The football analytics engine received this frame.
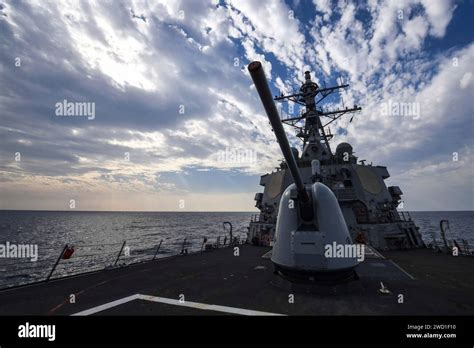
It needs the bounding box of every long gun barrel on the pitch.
[248,61,309,203]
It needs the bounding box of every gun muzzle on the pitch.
[248,61,309,203]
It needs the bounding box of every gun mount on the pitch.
[248,61,359,282]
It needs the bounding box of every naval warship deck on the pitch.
[0,244,472,316]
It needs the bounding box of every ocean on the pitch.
[0,210,472,289]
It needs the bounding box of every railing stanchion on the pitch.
[180,238,187,255]
[223,221,233,247]
[153,239,163,261]
[114,241,126,266]
[46,244,68,281]
[201,237,208,252]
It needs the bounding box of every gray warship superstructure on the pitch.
[248,70,423,250]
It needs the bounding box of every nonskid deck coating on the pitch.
[0,245,472,315]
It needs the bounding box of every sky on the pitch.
[0,0,473,212]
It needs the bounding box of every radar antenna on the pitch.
[274,71,362,161]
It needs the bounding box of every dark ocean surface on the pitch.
[0,210,472,288]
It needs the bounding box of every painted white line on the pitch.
[136,294,284,316]
[366,246,385,259]
[389,260,416,280]
[71,294,285,316]
[72,294,141,316]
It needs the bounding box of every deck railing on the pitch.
[0,230,247,290]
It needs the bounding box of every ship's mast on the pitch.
[275,71,361,162]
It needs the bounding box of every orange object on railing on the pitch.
[62,246,75,259]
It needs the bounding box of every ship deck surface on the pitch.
[0,245,472,316]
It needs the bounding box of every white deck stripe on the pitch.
[72,294,285,316]
[366,246,385,259]
[389,260,416,280]
[136,294,284,316]
[72,294,140,316]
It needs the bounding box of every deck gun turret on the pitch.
[248,61,359,282]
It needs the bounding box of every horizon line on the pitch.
[0,209,473,213]
[0,209,259,213]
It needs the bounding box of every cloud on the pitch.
[420,0,456,38]
[228,0,308,76]
[0,0,472,211]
